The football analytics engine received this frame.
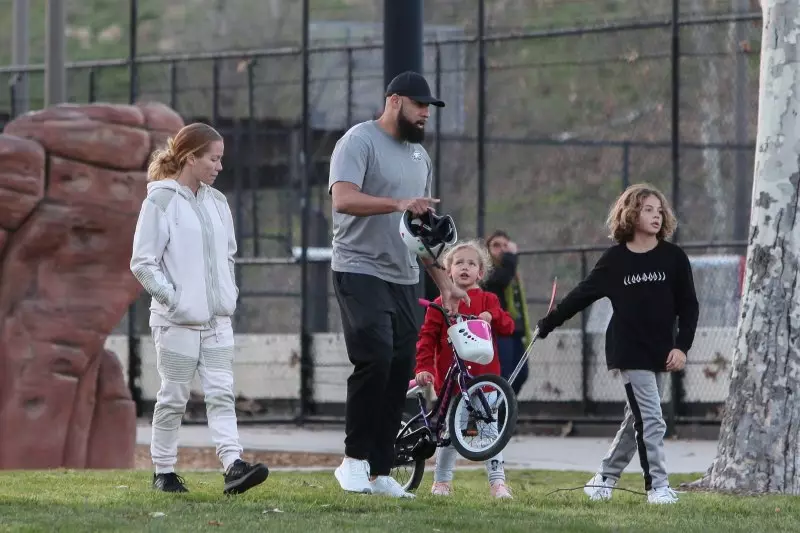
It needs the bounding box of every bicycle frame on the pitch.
[409,299,498,444]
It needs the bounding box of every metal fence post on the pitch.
[232,121,244,331]
[732,0,751,242]
[169,61,177,111]
[44,0,66,106]
[12,0,29,115]
[9,76,18,119]
[247,61,259,258]
[667,0,682,436]
[299,0,315,423]
[126,0,142,417]
[128,0,138,105]
[580,250,590,415]
[346,47,354,128]
[87,69,96,103]
[476,0,487,237]
[434,43,442,206]
[670,0,681,229]
[212,59,220,124]
[621,141,630,190]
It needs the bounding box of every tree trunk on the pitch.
[693,0,800,494]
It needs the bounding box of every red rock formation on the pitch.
[0,102,183,469]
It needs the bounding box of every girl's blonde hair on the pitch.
[606,183,677,243]
[442,239,494,277]
[147,122,223,182]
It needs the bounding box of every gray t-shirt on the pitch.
[328,120,432,285]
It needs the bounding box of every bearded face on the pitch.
[396,100,427,143]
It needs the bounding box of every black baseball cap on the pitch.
[385,71,445,107]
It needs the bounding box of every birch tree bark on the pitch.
[691,0,800,494]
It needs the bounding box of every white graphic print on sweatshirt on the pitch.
[623,271,666,286]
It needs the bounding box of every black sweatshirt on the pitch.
[538,240,699,372]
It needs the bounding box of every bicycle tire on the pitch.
[446,374,518,462]
[391,414,428,492]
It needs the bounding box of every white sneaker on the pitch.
[648,486,679,504]
[334,457,372,494]
[584,473,616,501]
[370,476,416,498]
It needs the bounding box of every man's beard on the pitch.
[397,112,425,143]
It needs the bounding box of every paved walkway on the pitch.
[136,422,718,474]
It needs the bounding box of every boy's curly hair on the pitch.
[606,183,677,243]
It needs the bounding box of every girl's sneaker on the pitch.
[431,481,452,496]
[490,480,512,499]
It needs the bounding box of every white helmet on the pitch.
[399,209,458,266]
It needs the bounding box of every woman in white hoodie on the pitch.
[130,122,268,495]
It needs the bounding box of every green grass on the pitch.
[1,469,799,532]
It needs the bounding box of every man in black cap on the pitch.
[381,70,445,142]
[327,71,467,498]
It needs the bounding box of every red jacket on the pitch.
[415,287,515,392]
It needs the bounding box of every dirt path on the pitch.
[134,445,344,471]
[134,445,464,471]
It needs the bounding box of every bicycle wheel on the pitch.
[391,413,430,492]
[446,373,518,462]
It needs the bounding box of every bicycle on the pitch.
[390,298,519,492]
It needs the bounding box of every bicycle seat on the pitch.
[406,380,438,403]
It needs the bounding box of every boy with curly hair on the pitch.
[536,183,699,505]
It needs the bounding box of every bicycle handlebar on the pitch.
[417,298,479,322]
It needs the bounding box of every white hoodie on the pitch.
[130,179,238,329]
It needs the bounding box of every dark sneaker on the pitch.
[223,459,269,495]
[152,472,189,493]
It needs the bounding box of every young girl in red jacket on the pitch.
[414,239,516,499]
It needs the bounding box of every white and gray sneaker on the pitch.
[648,486,679,504]
[584,473,616,501]
[334,457,372,494]
[370,476,416,498]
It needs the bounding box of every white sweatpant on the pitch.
[150,319,243,473]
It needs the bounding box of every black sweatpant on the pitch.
[333,271,419,476]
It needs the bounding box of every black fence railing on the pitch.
[0,5,762,430]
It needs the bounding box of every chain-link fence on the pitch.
[0,0,761,427]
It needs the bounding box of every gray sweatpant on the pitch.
[598,370,668,491]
